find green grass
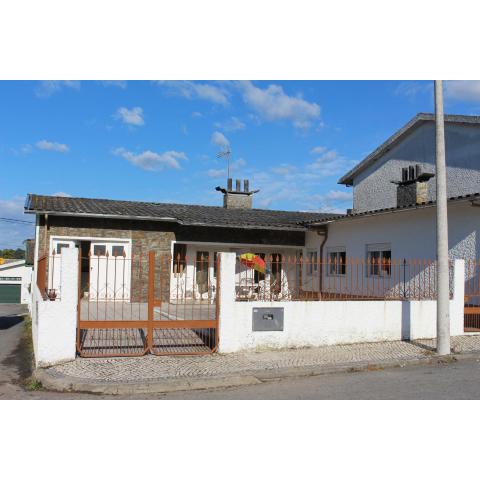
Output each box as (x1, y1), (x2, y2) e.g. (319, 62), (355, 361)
(24, 378), (43, 391)
(23, 315), (33, 354)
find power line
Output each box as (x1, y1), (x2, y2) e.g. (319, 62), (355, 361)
(0, 217), (35, 225)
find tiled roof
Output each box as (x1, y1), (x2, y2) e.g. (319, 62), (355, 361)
(338, 113), (480, 186)
(305, 192), (480, 226)
(24, 194), (340, 231)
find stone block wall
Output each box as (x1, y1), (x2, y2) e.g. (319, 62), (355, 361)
(36, 214), (306, 304)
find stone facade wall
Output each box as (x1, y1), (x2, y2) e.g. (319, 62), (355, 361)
(37, 215), (305, 302)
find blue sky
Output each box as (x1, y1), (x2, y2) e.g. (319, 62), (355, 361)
(1, 80), (480, 249)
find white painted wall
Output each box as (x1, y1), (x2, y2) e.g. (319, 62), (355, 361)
(0, 261), (33, 304)
(306, 201), (479, 262)
(31, 248), (78, 367)
(218, 252), (465, 353)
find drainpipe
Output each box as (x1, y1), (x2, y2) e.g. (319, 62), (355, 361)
(317, 225), (329, 294)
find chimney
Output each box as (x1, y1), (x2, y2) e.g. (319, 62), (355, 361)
(215, 178), (259, 209)
(393, 164), (435, 207)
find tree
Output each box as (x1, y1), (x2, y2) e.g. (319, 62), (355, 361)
(0, 248), (25, 259)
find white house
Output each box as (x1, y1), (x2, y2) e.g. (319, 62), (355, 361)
(0, 259), (32, 304)
(304, 113), (480, 307)
(25, 112), (480, 363)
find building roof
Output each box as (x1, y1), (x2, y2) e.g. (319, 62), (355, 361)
(306, 192), (480, 227)
(0, 259), (25, 269)
(338, 113), (480, 186)
(24, 194), (340, 231)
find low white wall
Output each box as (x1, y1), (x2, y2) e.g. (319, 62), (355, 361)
(32, 248), (78, 367)
(218, 253), (465, 353)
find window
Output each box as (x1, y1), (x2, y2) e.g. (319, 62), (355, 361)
(93, 245), (106, 256)
(254, 253), (266, 283)
(306, 249), (318, 276)
(270, 253), (282, 292)
(366, 243), (391, 277)
(172, 243), (187, 273)
(56, 243), (69, 254)
(196, 251), (210, 276)
(213, 252), (218, 278)
(327, 248), (346, 275)
(112, 245), (125, 257)
(196, 251), (209, 294)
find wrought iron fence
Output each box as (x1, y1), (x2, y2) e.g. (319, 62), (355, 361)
(235, 255), (453, 301)
(77, 251), (219, 357)
(465, 259), (480, 331)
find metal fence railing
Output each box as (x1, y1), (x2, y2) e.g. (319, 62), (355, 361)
(465, 259), (480, 331)
(77, 251), (219, 357)
(235, 256), (454, 302)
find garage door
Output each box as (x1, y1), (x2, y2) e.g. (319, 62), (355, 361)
(0, 284), (21, 303)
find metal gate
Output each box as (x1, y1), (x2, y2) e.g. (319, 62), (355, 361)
(464, 260), (480, 332)
(77, 250), (219, 357)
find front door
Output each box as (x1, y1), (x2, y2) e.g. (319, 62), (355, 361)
(89, 242), (131, 300)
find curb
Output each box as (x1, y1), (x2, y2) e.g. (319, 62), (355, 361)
(34, 350), (480, 396)
(34, 368), (262, 395)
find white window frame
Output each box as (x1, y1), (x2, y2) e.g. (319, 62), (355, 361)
(326, 246), (346, 276)
(366, 243), (392, 277)
(306, 249), (318, 276)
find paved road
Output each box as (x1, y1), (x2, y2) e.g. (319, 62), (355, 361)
(160, 359), (480, 399)
(0, 304), (29, 384)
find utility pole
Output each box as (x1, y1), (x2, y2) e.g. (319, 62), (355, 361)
(434, 80), (450, 355)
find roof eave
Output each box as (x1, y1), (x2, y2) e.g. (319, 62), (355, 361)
(24, 209), (308, 231)
(306, 193), (479, 227)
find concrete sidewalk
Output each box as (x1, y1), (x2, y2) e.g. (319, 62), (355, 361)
(35, 335), (480, 395)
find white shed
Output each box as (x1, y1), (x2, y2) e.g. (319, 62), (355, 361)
(0, 259), (32, 304)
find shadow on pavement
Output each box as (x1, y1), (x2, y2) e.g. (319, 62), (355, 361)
(0, 315), (25, 330)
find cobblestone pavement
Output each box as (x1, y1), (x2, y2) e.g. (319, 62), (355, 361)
(48, 335), (480, 384)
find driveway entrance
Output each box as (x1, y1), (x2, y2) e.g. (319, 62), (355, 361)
(77, 251), (219, 357)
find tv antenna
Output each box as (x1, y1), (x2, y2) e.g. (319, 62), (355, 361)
(216, 147), (232, 182)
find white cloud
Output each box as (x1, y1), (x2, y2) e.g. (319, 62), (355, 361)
(310, 146), (327, 155)
(115, 106), (145, 126)
(52, 192), (72, 197)
(323, 190), (352, 201)
(158, 81), (229, 105)
(238, 81), (321, 128)
(211, 131), (230, 149)
(445, 80), (480, 102)
(35, 81), (80, 98)
(36, 140), (70, 153)
(113, 147), (186, 171)
(394, 81), (432, 98)
(101, 80), (127, 89)
(192, 111), (203, 118)
(307, 146), (354, 176)
(271, 164), (296, 175)
(206, 157), (246, 178)
(302, 190), (352, 213)
(215, 116), (246, 132)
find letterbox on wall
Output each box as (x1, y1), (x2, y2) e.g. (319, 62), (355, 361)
(252, 307), (284, 331)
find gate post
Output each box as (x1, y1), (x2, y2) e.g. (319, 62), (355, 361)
(147, 251), (155, 352)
